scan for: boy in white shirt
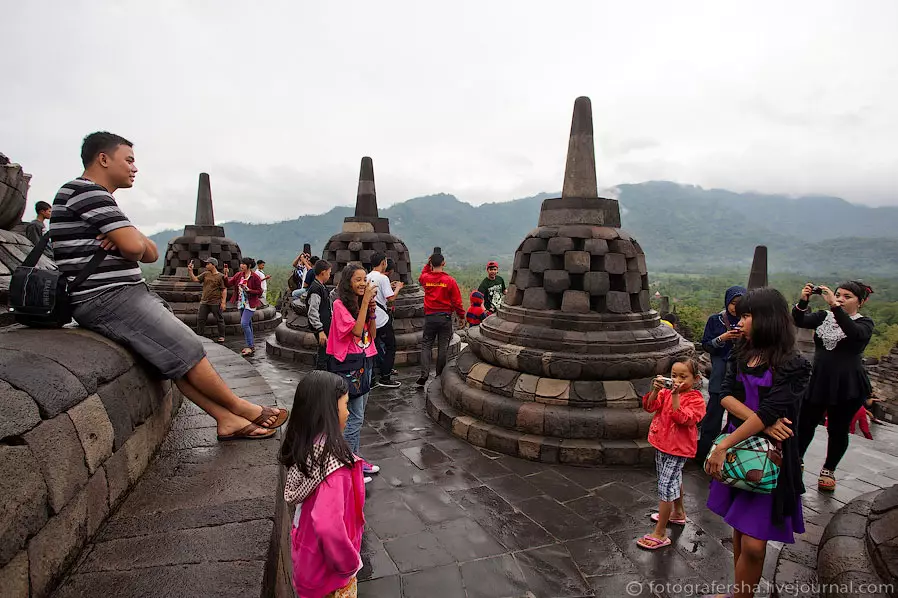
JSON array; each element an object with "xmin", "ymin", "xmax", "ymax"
[{"xmin": 366, "ymin": 252, "xmax": 403, "ymax": 388}]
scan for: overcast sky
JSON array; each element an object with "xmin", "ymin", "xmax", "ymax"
[{"xmin": 3, "ymin": 1, "xmax": 897, "ymax": 233}]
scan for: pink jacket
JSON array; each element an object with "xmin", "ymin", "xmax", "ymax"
[
  {"xmin": 286, "ymin": 456, "xmax": 366, "ymax": 598},
  {"xmin": 643, "ymin": 389, "xmax": 706, "ymax": 458}
]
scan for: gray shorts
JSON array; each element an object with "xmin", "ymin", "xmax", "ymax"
[{"xmin": 72, "ymin": 283, "xmax": 207, "ymax": 380}]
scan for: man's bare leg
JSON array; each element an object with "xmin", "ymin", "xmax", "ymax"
[
  {"xmin": 175, "ymin": 378, "xmax": 271, "ymax": 436},
  {"xmin": 182, "ymin": 357, "xmax": 279, "ymax": 427}
]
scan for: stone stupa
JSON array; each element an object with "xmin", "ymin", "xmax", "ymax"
[
  {"xmin": 747, "ymin": 245, "xmax": 768, "ymax": 290},
  {"xmin": 426, "ymin": 97, "xmax": 694, "ymax": 466},
  {"xmin": 267, "ymin": 157, "xmax": 461, "ymax": 365},
  {"xmin": 149, "ymin": 173, "xmax": 280, "ymax": 335}
]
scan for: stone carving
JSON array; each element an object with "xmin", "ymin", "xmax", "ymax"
[
  {"xmin": 148, "ymin": 173, "xmax": 280, "ymax": 335},
  {"xmin": 267, "ymin": 157, "xmax": 461, "ymax": 366},
  {"xmin": 426, "ymin": 97, "xmax": 694, "ymax": 466}
]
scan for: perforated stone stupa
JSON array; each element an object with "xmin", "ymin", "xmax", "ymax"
[
  {"xmin": 267, "ymin": 157, "xmax": 460, "ymax": 365},
  {"xmin": 149, "ymin": 173, "xmax": 280, "ymax": 334},
  {"xmin": 426, "ymin": 97, "xmax": 694, "ymax": 466}
]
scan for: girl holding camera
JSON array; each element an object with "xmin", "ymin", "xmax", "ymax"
[{"xmin": 793, "ymin": 281, "xmax": 874, "ymax": 492}]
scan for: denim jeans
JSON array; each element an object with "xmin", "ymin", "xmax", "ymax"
[
  {"xmin": 291, "ymin": 288, "xmax": 308, "ymax": 298},
  {"xmin": 240, "ymin": 307, "xmax": 255, "ymax": 348},
  {"xmin": 343, "ymin": 359, "xmax": 373, "ymax": 454}
]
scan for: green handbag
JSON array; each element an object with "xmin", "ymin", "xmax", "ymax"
[{"xmin": 704, "ymin": 433, "xmax": 782, "ymax": 494}]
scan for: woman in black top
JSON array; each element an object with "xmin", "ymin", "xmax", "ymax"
[{"xmin": 793, "ymin": 280, "xmax": 874, "ymax": 493}]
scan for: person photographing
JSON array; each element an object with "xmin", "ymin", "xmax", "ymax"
[
  {"xmin": 417, "ymin": 253, "xmax": 465, "ymax": 387},
  {"xmin": 793, "ymin": 280, "xmax": 874, "ymax": 492}
]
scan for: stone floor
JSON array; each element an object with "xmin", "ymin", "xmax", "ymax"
[{"xmin": 240, "ymin": 333, "xmax": 898, "ymax": 598}]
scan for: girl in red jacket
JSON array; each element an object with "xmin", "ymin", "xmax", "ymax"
[
  {"xmin": 280, "ymin": 371, "xmax": 366, "ymax": 598},
  {"xmin": 637, "ymin": 357, "xmax": 706, "ymax": 550},
  {"xmin": 224, "ymin": 258, "xmax": 264, "ymax": 356}
]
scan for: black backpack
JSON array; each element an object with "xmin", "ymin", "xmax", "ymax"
[{"xmin": 8, "ymin": 233, "xmax": 106, "ymax": 328}]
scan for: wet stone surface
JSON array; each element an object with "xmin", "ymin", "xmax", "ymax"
[{"xmin": 247, "ymin": 331, "xmax": 898, "ymax": 597}]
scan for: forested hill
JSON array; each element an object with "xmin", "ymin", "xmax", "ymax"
[{"xmin": 149, "ymin": 181, "xmax": 898, "ymax": 277}]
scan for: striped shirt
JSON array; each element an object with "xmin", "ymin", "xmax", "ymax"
[{"xmin": 49, "ymin": 178, "xmax": 143, "ymax": 303}]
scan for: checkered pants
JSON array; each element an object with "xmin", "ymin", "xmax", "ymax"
[{"xmin": 656, "ymin": 450, "xmax": 687, "ymax": 502}]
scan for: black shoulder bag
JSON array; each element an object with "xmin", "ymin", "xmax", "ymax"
[{"xmin": 8, "ymin": 233, "xmax": 107, "ymax": 328}]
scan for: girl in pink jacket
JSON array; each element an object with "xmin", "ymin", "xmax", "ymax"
[{"xmin": 280, "ymin": 371, "xmax": 366, "ymax": 598}]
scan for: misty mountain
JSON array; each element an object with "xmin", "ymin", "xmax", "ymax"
[{"xmin": 149, "ymin": 182, "xmax": 898, "ymax": 277}]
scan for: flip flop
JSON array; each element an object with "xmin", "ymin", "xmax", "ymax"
[
  {"xmin": 650, "ymin": 512, "xmax": 688, "ymax": 525},
  {"xmin": 217, "ymin": 423, "xmax": 276, "ymax": 441},
  {"xmin": 252, "ymin": 406, "xmax": 289, "ymax": 430},
  {"xmin": 818, "ymin": 469, "xmax": 836, "ymax": 492},
  {"xmin": 636, "ymin": 534, "xmax": 671, "ymax": 550},
  {"xmin": 241, "ymin": 348, "xmax": 255, "ymax": 356}
]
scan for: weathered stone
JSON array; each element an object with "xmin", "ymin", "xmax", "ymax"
[
  {"xmin": 583, "ymin": 238, "xmax": 608, "ymax": 255},
  {"xmin": 606, "ymin": 291, "xmax": 632, "ymax": 313},
  {"xmin": 85, "ymin": 470, "xmax": 109, "ymax": 539},
  {"xmin": 0, "ymin": 351, "xmax": 88, "ymax": 419},
  {"xmin": 23, "ymin": 414, "xmax": 89, "ymax": 514},
  {"xmin": 557, "ymin": 224, "xmax": 596, "ymax": 239},
  {"xmin": 521, "ymin": 238, "xmax": 548, "ymax": 253},
  {"xmin": 583, "ymin": 272, "xmax": 610, "ymax": 295},
  {"xmin": 609, "ymin": 239, "xmax": 637, "ymax": 257},
  {"xmin": 624, "ymin": 271, "xmax": 643, "ymax": 293},
  {"xmin": 561, "ymin": 290, "xmax": 590, "ymax": 313},
  {"xmin": 513, "ymin": 269, "xmax": 540, "ymax": 290},
  {"xmin": 522, "ymin": 288, "xmax": 551, "ymax": 310},
  {"xmin": 0, "ymin": 446, "xmax": 49, "ymax": 566},
  {"xmin": 28, "ymin": 488, "xmax": 87, "ymax": 598},
  {"xmin": 547, "ymin": 237, "xmax": 574, "ymax": 255},
  {"xmin": 543, "ymin": 270, "xmax": 571, "ymax": 293},
  {"xmin": 563, "ymin": 251, "xmax": 590, "ymax": 274},
  {"xmin": 559, "ymin": 439, "xmax": 602, "ymax": 465},
  {"xmin": 0, "ymin": 379, "xmax": 41, "ymax": 440},
  {"xmin": 604, "ymin": 253, "xmax": 627, "ymax": 275},
  {"xmin": 341, "ymin": 221, "xmax": 375, "ymax": 233},
  {"xmin": 0, "ymin": 551, "xmax": 28, "ymax": 598},
  {"xmin": 818, "ymin": 535, "xmax": 875, "ymax": 579},
  {"xmin": 67, "ymin": 394, "xmax": 115, "ymax": 474},
  {"xmin": 528, "ymin": 252, "xmax": 554, "ymax": 273}
]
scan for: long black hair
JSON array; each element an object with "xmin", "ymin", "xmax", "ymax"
[
  {"xmin": 837, "ymin": 280, "xmax": 874, "ymax": 304},
  {"xmin": 337, "ymin": 263, "xmax": 365, "ymax": 319},
  {"xmin": 734, "ymin": 287, "xmax": 795, "ymax": 369},
  {"xmin": 279, "ymin": 371, "xmax": 354, "ymax": 475}
]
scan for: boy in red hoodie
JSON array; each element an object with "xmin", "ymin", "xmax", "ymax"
[
  {"xmin": 417, "ymin": 253, "xmax": 465, "ymax": 386},
  {"xmin": 466, "ymin": 291, "xmax": 487, "ymax": 326}
]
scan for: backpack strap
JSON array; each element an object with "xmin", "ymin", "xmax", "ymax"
[
  {"xmin": 21, "ymin": 232, "xmax": 51, "ymax": 268},
  {"xmin": 69, "ymin": 248, "xmax": 109, "ymax": 290}
]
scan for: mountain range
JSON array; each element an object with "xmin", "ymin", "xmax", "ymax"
[{"xmin": 149, "ymin": 181, "xmax": 898, "ymax": 277}]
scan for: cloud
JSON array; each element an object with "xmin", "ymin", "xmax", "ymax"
[{"xmin": 3, "ymin": 0, "xmax": 898, "ymax": 233}]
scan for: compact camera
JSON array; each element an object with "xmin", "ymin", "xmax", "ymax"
[
  {"xmin": 659, "ymin": 377, "xmax": 674, "ymax": 389},
  {"xmin": 811, "ymin": 285, "xmax": 824, "ymax": 295}
]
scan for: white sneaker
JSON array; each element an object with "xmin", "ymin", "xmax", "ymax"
[
  {"xmin": 364, "ymin": 464, "xmax": 381, "ymax": 474},
  {"xmin": 364, "ymin": 476, "xmax": 373, "ymax": 484}
]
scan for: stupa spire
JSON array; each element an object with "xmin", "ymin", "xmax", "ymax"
[
  {"xmin": 194, "ymin": 173, "xmax": 215, "ymax": 226},
  {"xmin": 355, "ymin": 157, "xmax": 378, "ymax": 219},
  {"xmin": 748, "ymin": 245, "xmax": 768, "ymax": 289},
  {"xmin": 561, "ymin": 97, "xmax": 598, "ymax": 199}
]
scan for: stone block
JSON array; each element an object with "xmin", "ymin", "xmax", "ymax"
[
  {"xmin": 0, "ymin": 551, "xmax": 28, "ymax": 598},
  {"xmin": 584, "ymin": 239, "xmax": 608, "ymax": 255},
  {"xmin": 347, "ymin": 241, "xmax": 363, "ymax": 252},
  {"xmin": 605, "ymin": 291, "xmax": 632, "ymax": 313},
  {"xmin": 341, "ymin": 221, "xmax": 375, "ymax": 233},
  {"xmin": 559, "ymin": 440, "xmax": 602, "ymax": 465},
  {"xmin": 513, "ymin": 269, "xmax": 540, "ymax": 290},
  {"xmin": 539, "ymin": 437, "xmax": 563, "ymax": 463},
  {"xmin": 24, "ymin": 414, "xmax": 89, "ymax": 514},
  {"xmin": 513, "ymin": 251, "xmax": 529, "ymax": 270},
  {"xmin": 583, "ymin": 272, "xmax": 610, "ymax": 295},
  {"xmin": 0, "ymin": 351, "xmax": 88, "ymax": 419},
  {"xmin": 521, "ymin": 237, "xmax": 548, "ymax": 253},
  {"xmin": 516, "ymin": 402, "xmax": 546, "ymax": 435},
  {"xmin": 335, "ymin": 250, "xmax": 353, "ymax": 263},
  {"xmin": 505, "ymin": 284, "xmax": 523, "ymax": 306},
  {"xmin": 543, "ymin": 270, "xmax": 570, "ymax": 293},
  {"xmin": 67, "ymin": 394, "xmax": 115, "ymax": 475},
  {"xmin": 604, "ymin": 253, "xmax": 627, "ymax": 275},
  {"xmin": 557, "ymin": 225, "xmax": 595, "ymax": 239},
  {"xmin": 467, "ymin": 422, "xmax": 493, "ymax": 448},
  {"xmin": 28, "ymin": 488, "xmax": 87, "ymax": 598},
  {"xmin": 0, "ymin": 380, "xmax": 41, "ymax": 440},
  {"xmin": 609, "ymin": 239, "xmax": 637, "ymax": 258},
  {"xmin": 451, "ymin": 416, "xmax": 474, "ymax": 440},
  {"xmin": 624, "ymin": 271, "xmax": 643, "ymax": 293},
  {"xmin": 818, "ymin": 535, "xmax": 875, "ymax": 579},
  {"xmin": 564, "ymin": 251, "xmax": 590, "ymax": 274},
  {"xmin": 514, "ymin": 374, "xmax": 539, "ymax": 402},
  {"xmin": 528, "ymin": 251, "xmax": 554, "ymax": 273},
  {"xmin": 873, "ymin": 485, "xmax": 898, "ymax": 514},
  {"xmin": 634, "ymin": 290, "xmax": 650, "ymax": 312},
  {"xmin": 561, "ymin": 290, "xmax": 590, "ymax": 313},
  {"xmin": 103, "ymin": 451, "xmax": 130, "ymax": 509},
  {"xmin": 0, "ymin": 446, "xmax": 49, "ymax": 567},
  {"xmin": 518, "ymin": 435, "xmax": 542, "ymax": 461},
  {"xmin": 522, "ymin": 288, "xmax": 551, "ymax": 310},
  {"xmin": 85, "ymin": 469, "xmax": 109, "ymax": 538},
  {"xmin": 571, "ymin": 380, "xmax": 606, "ymax": 405},
  {"xmin": 547, "ymin": 237, "xmax": 574, "ymax": 255},
  {"xmin": 602, "ymin": 440, "xmax": 639, "ymax": 465}
]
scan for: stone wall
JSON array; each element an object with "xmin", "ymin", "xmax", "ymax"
[
  {"xmin": 867, "ymin": 346, "xmax": 898, "ymax": 423},
  {"xmin": 0, "ymin": 328, "xmax": 182, "ymax": 597}
]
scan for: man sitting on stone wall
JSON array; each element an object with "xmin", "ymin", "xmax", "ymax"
[{"xmin": 49, "ymin": 131, "xmax": 287, "ymax": 440}]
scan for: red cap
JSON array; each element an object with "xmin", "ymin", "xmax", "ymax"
[{"xmin": 486, "ymin": 261, "xmax": 499, "ymax": 269}]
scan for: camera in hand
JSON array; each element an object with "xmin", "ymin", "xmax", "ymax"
[
  {"xmin": 659, "ymin": 377, "xmax": 674, "ymax": 389},
  {"xmin": 811, "ymin": 286, "xmax": 824, "ymax": 295}
]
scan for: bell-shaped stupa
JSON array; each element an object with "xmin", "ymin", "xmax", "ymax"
[
  {"xmin": 267, "ymin": 157, "xmax": 460, "ymax": 365},
  {"xmin": 426, "ymin": 97, "xmax": 694, "ymax": 466},
  {"xmin": 149, "ymin": 173, "xmax": 280, "ymax": 334}
]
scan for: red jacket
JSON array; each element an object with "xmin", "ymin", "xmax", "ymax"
[
  {"xmin": 642, "ymin": 389, "xmax": 706, "ymax": 458},
  {"xmin": 225, "ymin": 271, "xmax": 264, "ymax": 310},
  {"xmin": 419, "ymin": 264, "xmax": 465, "ymax": 318}
]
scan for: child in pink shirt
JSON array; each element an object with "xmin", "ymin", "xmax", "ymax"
[{"xmin": 281, "ymin": 370, "xmax": 366, "ymax": 598}]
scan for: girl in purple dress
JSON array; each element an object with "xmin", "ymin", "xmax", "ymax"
[{"xmin": 704, "ymin": 288, "xmax": 811, "ymax": 598}]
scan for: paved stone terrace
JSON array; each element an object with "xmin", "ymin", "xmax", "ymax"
[{"xmin": 245, "ymin": 335, "xmax": 898, "ymax": 597}]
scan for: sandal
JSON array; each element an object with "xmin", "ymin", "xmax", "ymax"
[
  {"xmin": 241, "ymin": 348, "xmax": 255, "ymax": 356},
  {"xmin": 216, "ymin": 337, "xmax": 225, "ymax": 343},
  {"xmin": 650, "ymin": 512, "xmax": 687, "ymax": 525},
  {"xmin": 636, "ymin": 534, "xmax": 671, "ymax": 550},
  {"xmin": 252, "ymin": 406, "xmax": 289, "ymax": 430},
  {"xmin": 818, "ymin": 468, "xmax": 836, "ymax": 492},
  {"xmin": 217, "ymin": 423, "xmax": 276, "ymax": 441}
]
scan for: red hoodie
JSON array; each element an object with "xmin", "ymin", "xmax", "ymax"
[
  {"xmin": 642, "ymin": 388, "xmax": 706, "ymax": 458},
  {"xmin": 419, "ymin": 264, "xmax": 465, "ymax": 317}
]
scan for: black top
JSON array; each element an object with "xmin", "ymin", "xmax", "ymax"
[
  {"xmin": 792, "ymin": 303, "xmax": 874, "ymax": 407},
  {"xmin": 720, "ymin": 352, "xmax": 811, "ymax": 524}
]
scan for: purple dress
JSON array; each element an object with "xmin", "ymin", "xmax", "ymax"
[{"xmin": 706, "ymin": 368, "xmax": 805, "ymax": 543}]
